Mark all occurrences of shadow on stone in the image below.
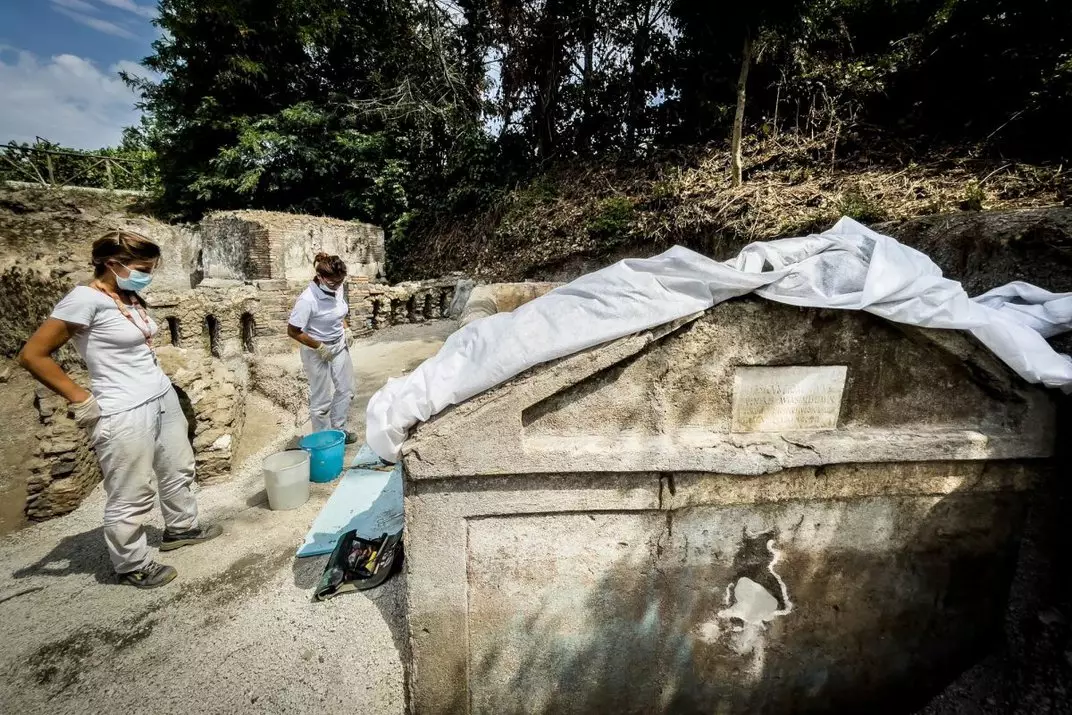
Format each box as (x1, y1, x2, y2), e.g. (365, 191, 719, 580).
(462, 483, 1025, 715)
(292, 553, 328, 590)
(11, 524, 163, 584)
(369, 571, 412, 707)
(919, 396, 1072, 714)
(245, 489, 270, 509)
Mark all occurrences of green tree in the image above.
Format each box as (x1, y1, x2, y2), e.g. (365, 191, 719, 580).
(129, 0, 483, 230)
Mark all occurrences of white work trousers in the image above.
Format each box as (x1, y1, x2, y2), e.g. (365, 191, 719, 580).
(301, 339, 354, 433)
(91, 387, 199, 573)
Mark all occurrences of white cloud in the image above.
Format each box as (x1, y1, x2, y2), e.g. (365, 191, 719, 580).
(95, 0, 156, 20)
(54, 7, 139, 39)
(0, 48, 146, 149)
(51, 0, 101, 13)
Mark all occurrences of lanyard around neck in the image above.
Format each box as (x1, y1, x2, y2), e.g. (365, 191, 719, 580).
(92, 282, 153, 348)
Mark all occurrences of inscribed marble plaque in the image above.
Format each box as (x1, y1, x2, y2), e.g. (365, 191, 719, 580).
(731, 366, 847, 432)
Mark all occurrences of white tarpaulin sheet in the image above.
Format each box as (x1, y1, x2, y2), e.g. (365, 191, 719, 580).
(367, 217, 1072, 462)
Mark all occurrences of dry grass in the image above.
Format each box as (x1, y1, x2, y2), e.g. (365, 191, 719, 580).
(401, 130, 1069, 281)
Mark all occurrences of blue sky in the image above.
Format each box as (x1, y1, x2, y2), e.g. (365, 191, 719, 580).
(0, 0, 161, 149)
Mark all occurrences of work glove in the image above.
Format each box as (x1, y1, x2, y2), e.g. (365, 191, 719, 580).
(344, 328, 354, 349)
(70, 395, 101, 429)
(315, 343, 335, 363)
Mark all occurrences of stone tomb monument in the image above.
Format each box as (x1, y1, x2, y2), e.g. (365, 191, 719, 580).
(400, 297, 1054, 714)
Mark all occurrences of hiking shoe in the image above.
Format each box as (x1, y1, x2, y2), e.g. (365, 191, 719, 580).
(118, 561, 177, 589)
(344, 431, 358, 445)
(160, 523, 223, 552)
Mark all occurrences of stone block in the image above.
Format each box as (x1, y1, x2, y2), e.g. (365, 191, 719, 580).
(209, 434, 233, 452)
(193, 428, 225, 451)
(401, 297, 1056, 715)
(50, 461, 76, 478)
(254, 279, 288, 292)
(40, 440, 79, 456)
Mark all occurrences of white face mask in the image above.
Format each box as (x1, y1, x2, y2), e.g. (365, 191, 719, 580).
(317, 276, 342, 294)
(111, 263, 154, 292)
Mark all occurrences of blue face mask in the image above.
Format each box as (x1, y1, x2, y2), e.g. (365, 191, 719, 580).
(112, 264, 154, 292)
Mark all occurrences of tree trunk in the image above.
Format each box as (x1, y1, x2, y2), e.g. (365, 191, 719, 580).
(534, 0, 565, 159)
(578, 5, 596, 153)
(625, 0, 654, 152)
(731, 32, 752, 187)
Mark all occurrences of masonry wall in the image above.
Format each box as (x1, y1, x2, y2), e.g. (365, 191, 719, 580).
(157, 347, 246, 484)
(26, 376, 102, 520)
(201, 210, 386, 283)
(401, 298, 1056, 714)
(200, 214, 268, 282)
(349, 278, 459, 335)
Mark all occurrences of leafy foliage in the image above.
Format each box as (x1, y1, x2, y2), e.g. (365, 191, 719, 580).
(128, 1, 485, 225)
(0, 133, 158, 191)
(586, 196, 637, 239)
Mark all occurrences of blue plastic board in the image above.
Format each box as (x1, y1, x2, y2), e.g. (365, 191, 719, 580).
(296, 446, 402, 558)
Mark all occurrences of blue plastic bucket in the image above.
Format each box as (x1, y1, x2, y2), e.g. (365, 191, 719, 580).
(299, 430, 346, 483)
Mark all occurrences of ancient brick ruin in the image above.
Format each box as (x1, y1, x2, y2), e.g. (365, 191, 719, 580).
(5, 204, 463, 523)
(26, 378, 102, 520)
(201, 210, 386, 283)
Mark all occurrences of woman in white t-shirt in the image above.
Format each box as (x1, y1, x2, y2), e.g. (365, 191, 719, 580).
(19, 230, 221, 589)
(287, 252, 356, 443)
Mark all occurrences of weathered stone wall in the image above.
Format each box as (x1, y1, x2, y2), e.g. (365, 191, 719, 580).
(25, 377, 101, 520)
(158, 347, 245, 484)
(458, 282, 561, 327)
(401, 297, 1056, 714)
(201, 210, 386, 283)
(0, 267, 80, 363)
(149, 281, 294, 358)
(350, 278, 459, 335)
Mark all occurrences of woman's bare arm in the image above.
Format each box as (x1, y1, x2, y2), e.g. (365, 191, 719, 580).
(287, 324, 322, 349)
(18, 319, 91, 403)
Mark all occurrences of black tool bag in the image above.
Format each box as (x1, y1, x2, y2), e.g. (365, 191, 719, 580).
(314, 529, 403, 601)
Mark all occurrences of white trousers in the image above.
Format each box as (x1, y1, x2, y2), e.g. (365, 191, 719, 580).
(301, 339, 355, 433)
(91, 387, 199, 573)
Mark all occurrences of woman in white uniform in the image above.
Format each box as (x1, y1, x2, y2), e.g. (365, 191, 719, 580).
(287, 253, 357, 443)
(19, 230, 222, 589)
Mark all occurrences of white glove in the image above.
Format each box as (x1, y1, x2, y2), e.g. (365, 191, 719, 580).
(315, 343, 335, 363)
(71, 395, 101, 429)
(344, 328, 354, 349)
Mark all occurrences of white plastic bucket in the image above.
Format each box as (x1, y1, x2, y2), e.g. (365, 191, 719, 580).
(263, 450, 311, 511)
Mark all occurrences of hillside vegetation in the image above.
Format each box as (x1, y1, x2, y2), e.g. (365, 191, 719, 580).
(399, 129, 1070, 280)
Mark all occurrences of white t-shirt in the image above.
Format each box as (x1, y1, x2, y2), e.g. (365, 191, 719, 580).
(288, 282, 348, 343)
(51, 285, 172, 416)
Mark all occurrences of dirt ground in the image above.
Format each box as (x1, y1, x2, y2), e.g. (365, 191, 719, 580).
(0, 323, 453, 715)
(0, 367, 34, 535)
